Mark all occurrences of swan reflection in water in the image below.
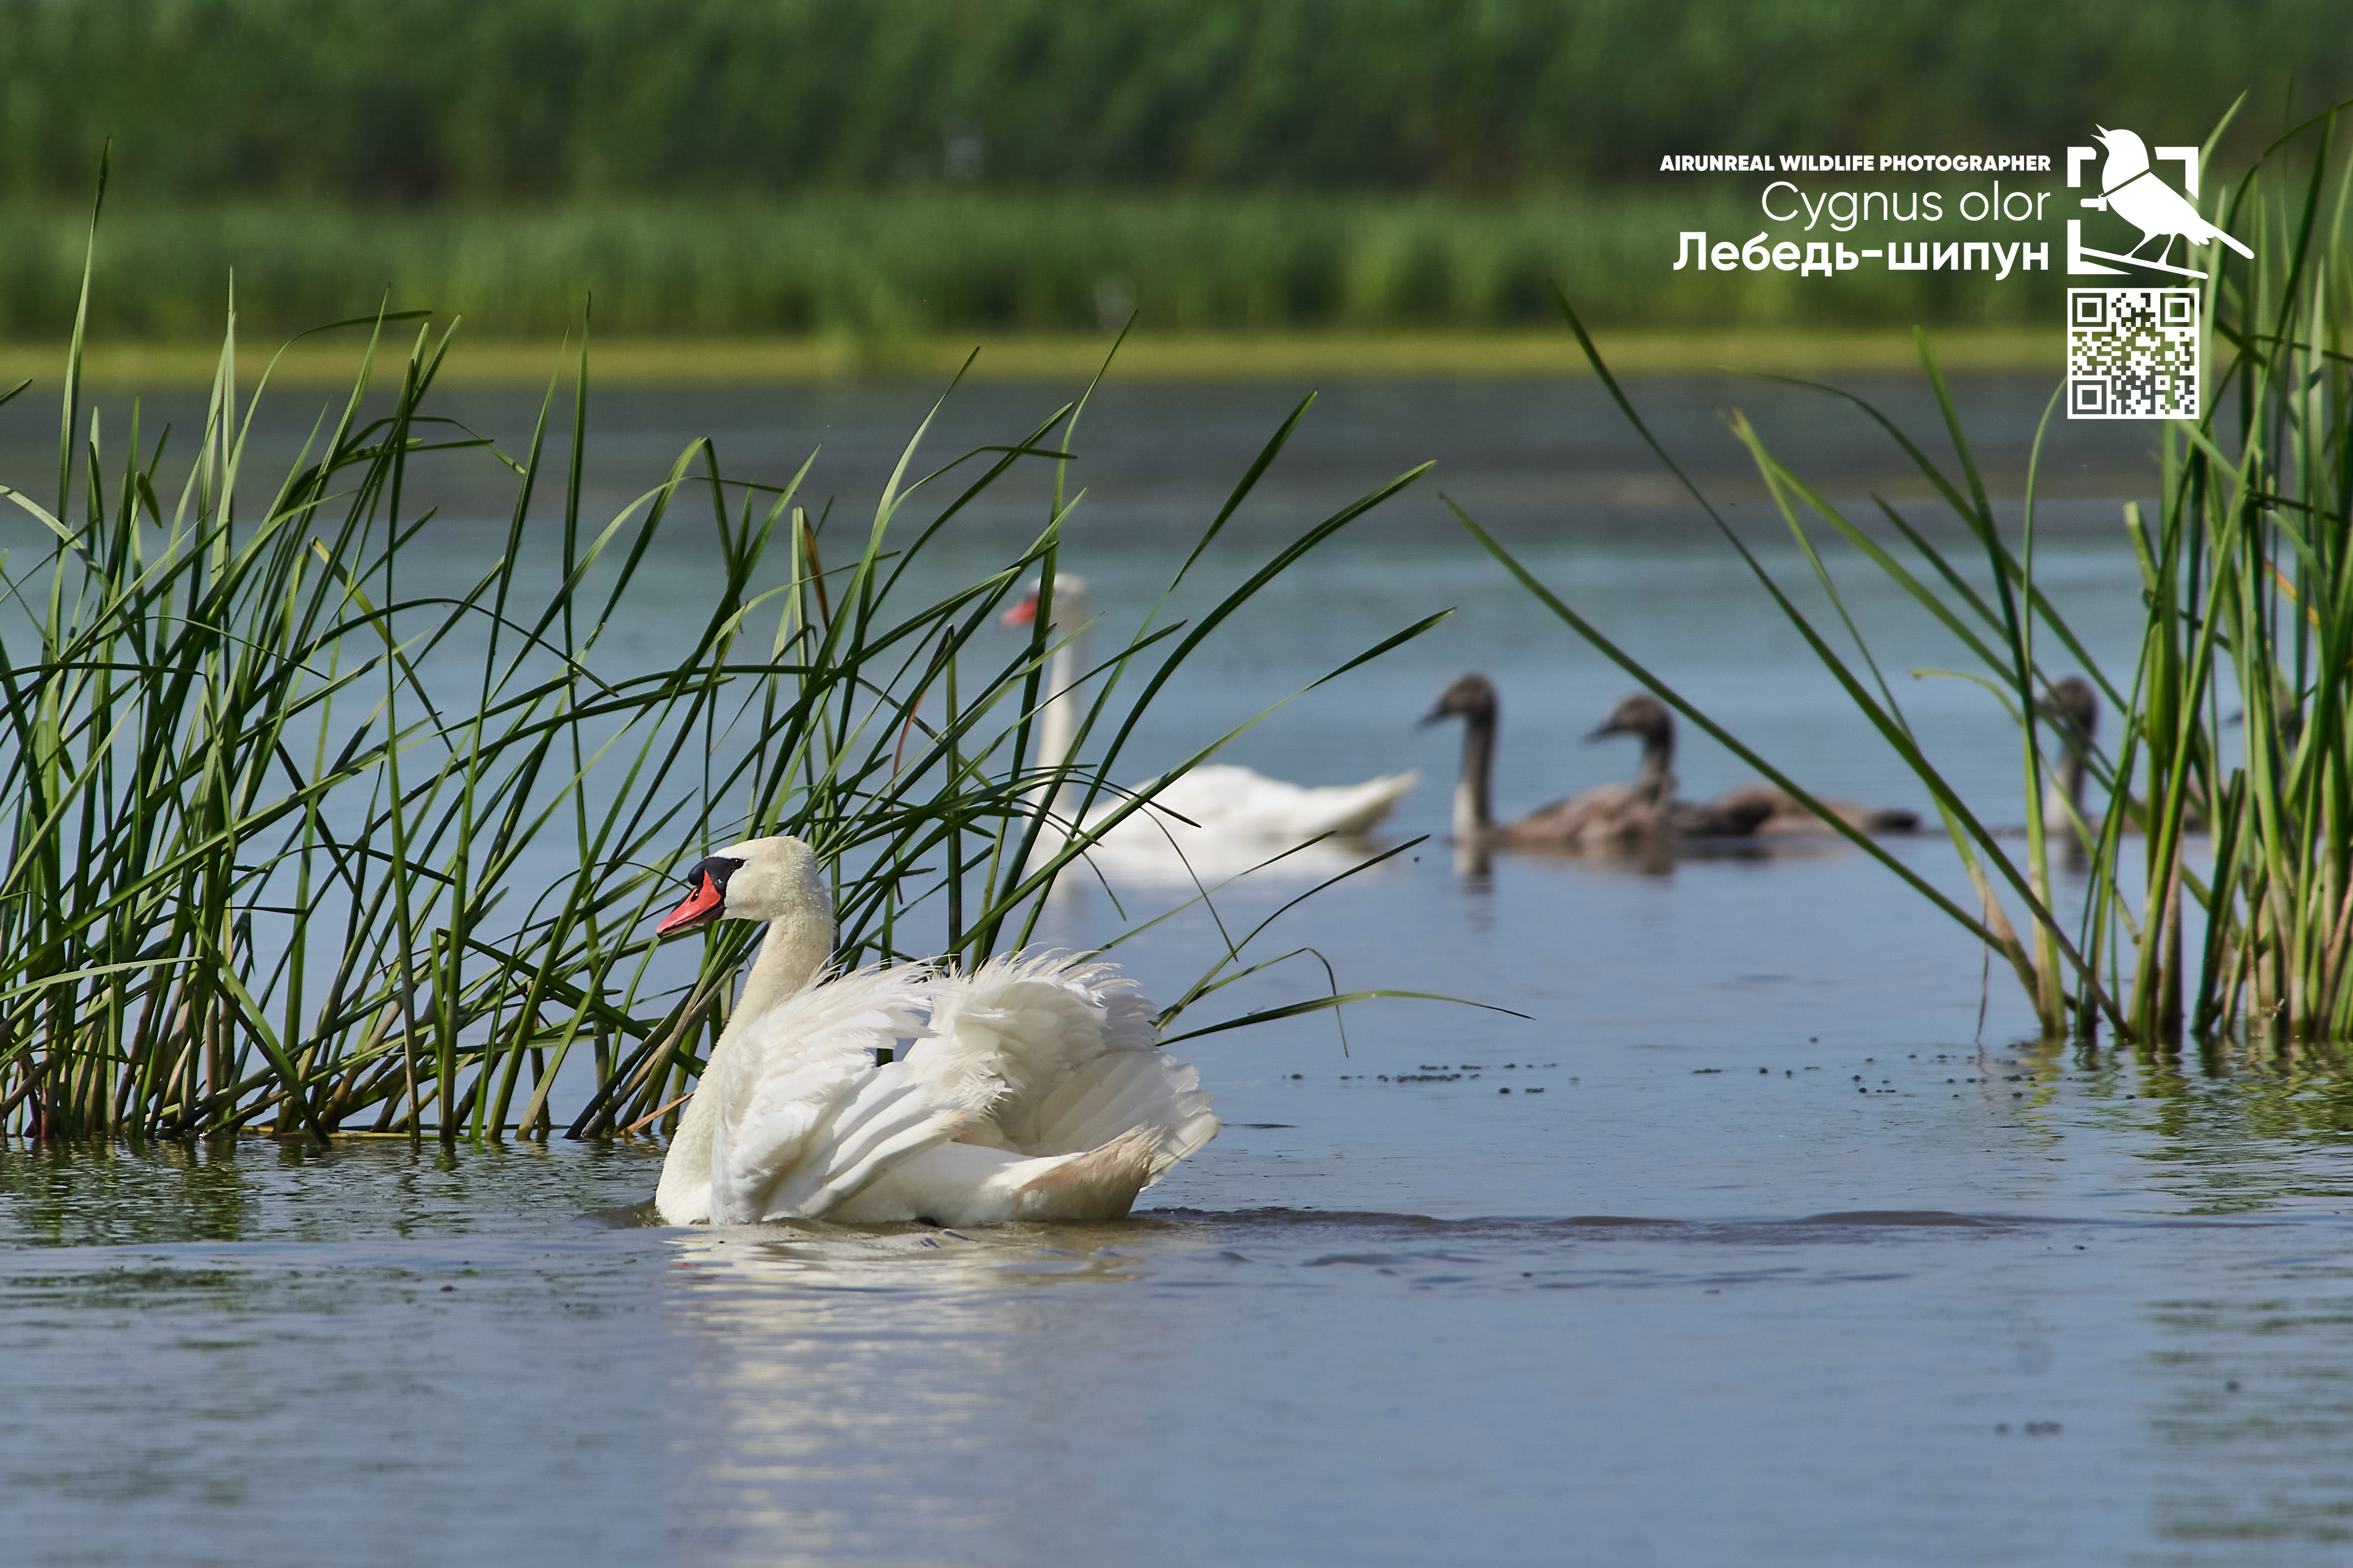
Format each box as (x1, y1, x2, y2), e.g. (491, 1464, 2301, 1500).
(664, 1212, 1171, 1293)
(655, 1216, 1185, 1561)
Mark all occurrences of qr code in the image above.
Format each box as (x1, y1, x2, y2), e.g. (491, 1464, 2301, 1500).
(2068, 288, 2199, 419)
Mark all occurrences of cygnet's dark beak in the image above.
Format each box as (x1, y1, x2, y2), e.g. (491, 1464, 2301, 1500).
(1416, 700, 1453, 729)
(1584, 717, 1627, 743)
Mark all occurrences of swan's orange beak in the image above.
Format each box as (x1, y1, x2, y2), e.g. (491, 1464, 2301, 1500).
(656, 870, 726, 936)
(1001, 592, 1039, 627)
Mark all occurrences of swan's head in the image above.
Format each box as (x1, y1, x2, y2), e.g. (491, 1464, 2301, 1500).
(1001, 573, 1092, 633)
(655, 834, 830, 935)
(1586, 693, 1672, 746)
(1419, 672, 1497, 727)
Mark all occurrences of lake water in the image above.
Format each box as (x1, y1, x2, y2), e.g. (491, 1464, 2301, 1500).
(7, 368, 2350, 1566)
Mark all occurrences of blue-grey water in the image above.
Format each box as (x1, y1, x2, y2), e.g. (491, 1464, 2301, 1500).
(5, 368, 2344, 1566)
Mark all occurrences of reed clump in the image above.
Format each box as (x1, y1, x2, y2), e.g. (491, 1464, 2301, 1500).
(0, 185, 1449, 1144)
(1469, 104, 2353, 1045)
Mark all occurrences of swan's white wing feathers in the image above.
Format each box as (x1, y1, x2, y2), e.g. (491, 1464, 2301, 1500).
(702, 963, 963, 1223)
(904, 949, 1218, 1180)
(1027, 1050, 1218, 1174)
(1137, 764, 1419, 840)
(749, 1066, 975, 1218)
(1091, 764, 1417, 848)
(682, 951, 1216, 1224)
(902, 952, 1114, 1119)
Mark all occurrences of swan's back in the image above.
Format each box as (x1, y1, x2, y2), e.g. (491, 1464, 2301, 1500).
(1118, 764, 1417, 843)
(1669, 791, 1776, 837)
(1504, 780, 1667, 847)
(906, 950, 1219, 1173)
(1705, 785, 1920, 835)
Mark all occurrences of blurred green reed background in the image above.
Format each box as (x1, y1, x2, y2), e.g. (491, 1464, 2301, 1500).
(0, 0, 2344, 341)
(0, 197, 2058, 342)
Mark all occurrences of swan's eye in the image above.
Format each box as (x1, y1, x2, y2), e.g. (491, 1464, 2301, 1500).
(685, 855, 746, 892)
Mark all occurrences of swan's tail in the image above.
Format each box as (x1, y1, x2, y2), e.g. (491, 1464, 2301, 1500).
(1289, 770, 1420, 837)
(1125, 764, 1419, 843)
(1023, 1047, 1218, 1180)
(908, 950, 1219, 1186)
(1012, 1126, 1165, 1220)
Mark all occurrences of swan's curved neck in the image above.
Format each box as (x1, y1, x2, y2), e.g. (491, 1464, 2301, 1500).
(2046, 731, 2089, 837)
(1454, 704, 1496, 839)
(2059, 731, 2088, 814)
(1635, 721, 1674, 799)
(1038, 618, 1090, 811)
(657, 895, 835, 1217)
(729, 910, 835, 1033)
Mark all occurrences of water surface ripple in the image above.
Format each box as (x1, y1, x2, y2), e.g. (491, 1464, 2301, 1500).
(4, 376, 2349, 1566)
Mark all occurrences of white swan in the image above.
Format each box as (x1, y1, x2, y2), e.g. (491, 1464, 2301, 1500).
(1005, 574, 1417, 866)
(651, 835, 1219, 1227)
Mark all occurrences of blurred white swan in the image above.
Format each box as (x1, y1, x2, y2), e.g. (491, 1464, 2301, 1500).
(1005, 574, 1416, 874)
(651, 835, 1218, 1227)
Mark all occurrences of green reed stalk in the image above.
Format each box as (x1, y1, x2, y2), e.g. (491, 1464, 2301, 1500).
(1472, 105, 2353, 1045)
(0, 207, 1455, 1141)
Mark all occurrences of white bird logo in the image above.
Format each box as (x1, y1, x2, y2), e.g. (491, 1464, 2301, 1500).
(2085, 126, 2252, 268)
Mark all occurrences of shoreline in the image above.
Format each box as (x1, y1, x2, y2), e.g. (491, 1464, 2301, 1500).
(3, 328, 2062, 389)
